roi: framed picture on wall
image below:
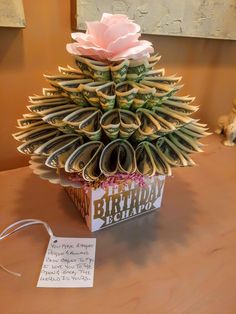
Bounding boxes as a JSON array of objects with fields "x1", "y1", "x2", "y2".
[
  {"x1": 0, "y1": 0, "x2": 26, "y2": 28},
  {"x1": 74, "y1": 0, "x2": 236, "y2": 40}
]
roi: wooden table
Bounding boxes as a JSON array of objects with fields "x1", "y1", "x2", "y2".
[{"x1": 0, "y1": 135, "x2": 236, "y2": 314}]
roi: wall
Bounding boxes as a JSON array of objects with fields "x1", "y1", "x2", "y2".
[
  {"x1": 0, "y1": 0, "x2": 73, "y2": 171},
  {"x1": 145, "y1": 34, "x2": 236, "y2": 128},
  {"x1": 0, "y1": 1, "x2": 236, "y2": 171},
  {"x1": 77, "y1": 0, "x2": 236, "y2": 40}
]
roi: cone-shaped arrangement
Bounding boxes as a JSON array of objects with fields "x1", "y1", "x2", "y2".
[{"x1": 13, "y1": 14, "x2": 210, "y2": 183}]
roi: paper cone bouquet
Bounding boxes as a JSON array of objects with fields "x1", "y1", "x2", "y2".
[{"x1": 13, "y1": 13, "x2": 210, "y2": 185}]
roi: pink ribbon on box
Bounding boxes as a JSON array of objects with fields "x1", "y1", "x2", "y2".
[{"x1": 69, "y1": 172, "x2": 147, "y2": 192}]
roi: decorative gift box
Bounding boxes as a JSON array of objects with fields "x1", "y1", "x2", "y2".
[
  {"x1": 65, "y1": 175, "x2": 165, "y2": 232},
  {"x1": 29, "y1": 157, "x2": 165, "y2": 232}
]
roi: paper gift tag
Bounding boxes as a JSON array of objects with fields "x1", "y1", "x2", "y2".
[{"x1": 37, "y1": 237, "x2": 96, "y2": 288}]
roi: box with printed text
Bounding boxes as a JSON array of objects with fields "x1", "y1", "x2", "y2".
[{"x1": 65, "y1": 175, "x2": 165, "y2": 232}]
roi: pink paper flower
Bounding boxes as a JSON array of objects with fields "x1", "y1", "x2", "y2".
[{"x1": 66, "y1": 13, "x2": 154, "y2": 61}]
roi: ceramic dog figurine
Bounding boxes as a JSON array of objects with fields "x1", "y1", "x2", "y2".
[{"x1": 215, "y1": 99, "x2": 236, "y2": 146}]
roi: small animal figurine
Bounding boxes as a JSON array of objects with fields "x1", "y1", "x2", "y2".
[{"x1": 215, "y1": 99, "x2": 236, "y2": 146}]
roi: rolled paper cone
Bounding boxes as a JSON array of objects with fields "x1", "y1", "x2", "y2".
[
  {"x1": 64, "y1": 141, "x2": 104, "y2": 176},
  {"x1": 62, "y1": 107, "x2": 101, "y2": 138},
  {"x1": 100, "y1": 109, "x2": 120, "y2": 140},
  {"x1": 43, "y1": 108, "x2": 78, "y2": 127},
  {"x1": 99, "y1": 139, "x2": 136, "y2": 177},
  {"x1": 145, "y1": 85, "x2": 183, "y2": 108},
  {"x1": 150, "y1": 143, "x2": 172, "y2": 176},
  {"x1": 42, "y1": 88, "x2": 61, "y2": 96},
  {"x1": 82, "y1": 150, "x2": 104, "y2": 182},
  {"x1": 28, "y1": 97, "x2": 69, "y2": 104},
  {"x1": 58, "y1": 79, "x2": 92, "y2": 91},
  {"x1": 44, "y1": 74, "x2": 84, "y2": 90},
  {"x1": 80, "y1": 128, "x2": 102, "y2": 141},
  {"x1": 16, "y1": 121, "x2": 47, "y2": 130},
  {"x1": 154, "y1": 115, "x2": 176, "y2": 134},
  {"x1": 144, "y1": 68, "x2": 165, "y2": 78},
  {"x1": 23, "y1": 113, "x2": 40, "y2": 118},
  {"x1": 156, "y1": 137, "x2": 188, "y2": 167},
  {"x1": 45, "y1": 137, "x2": 83, "y2": 169},
  {"x1": 135, "y1": 142, "x2": 157, "y2": 176},
  {"x1": 64, "y1": 107, "x2": 101, "y2": 139},
  {"x1": 96, "y1": 82, "x2": 116, "y2": 111},
  {"x1": 169, "y1": 95, "x2": 195, "y2": 103},
  {"x1": 29, "y1": 94, "x2": 65, "y2": 102},
  {"x1": 132, "y1": 127, "x2": 159, "y2": 142},
  {"x1": 180, "y1": 150, "x2": 196, "y2": 166},
  {"x1": 29, "y1": 104, "x2": 77, "y2": 117},
  {"x1": 180, "y1": 127, "x2": 204, "y2": 138},
  {"x1": 58, "y1": 79, "x2": 92, "y2": 107},
  {"x1": 43, "y1": 74, "x2": 83, "y2": 81},
  {"x1": 13, "y1": 125, "x2": 57, "y2": 142},
  {"x1": 103, "y1": 127, "x2": 119, "y2": 140},
  {"x1": 58, "y1": 65, "x2": 83, "y2": 75},
  {"x1": 57, "y1": 125, "x2": 77, "y2": 134},
  {"x1": 115, "y1": 82, "x2": 138, "y2": 110},
  {"x1": 17, "y1": 118, "x2": 45, "y2": 129},
  {"x1": 135, "y1": 108, "x2": 161, "y2": 141},
  {"x1": 132, "y1": 128, "x2": 149, "y2": 142},
  {"x1": 17, "y1": 131, "x2": 60, "y2": 155},
  {"x1": 154, "y1": 106, "x2": 194, "y2": 126},
  {"x1": 82, "y1": 81, "x2": 108, "y2": 108},
  {"x1": 63, "y1": 107, "x2": 99, "y2": 125},
  {"x1": 119, "y1": 110, "x2": 141, "y2": 139},
  {"x1": 136, "y1": 141, "x2": 171, "y2": 176},
  {"x1": 86, "y1": 59, "x2": 111, "y2": 81},
  {"x1": 126, "y1": 58, "x2": 149, "y2": 81},
  {"x1": 168, "y1": 131, "x2": 203, "y2": 154},
  {"x1": 75, "y1": 56, "x2": 108, "y2": 78},
  {"x1": 143, "y1": 82, "x2": 185, "y2": 102},
  {"x1": 132, "y1": 83, "x2": 156, "y2": 108},
  {"x1": 100, "y1": 109, "x2": 140, "y2": 140},
  {"x1": 78, "y1": 110, "x2": 102, "y2": 141},
  {"x1": 27, "y1": 99, "x2": 71, "y2": 114},
  {"x1": 147, "y1": 54, "x2": 161, "y2": 69},
  {"x1": 175, "y1": 130, "x2": 203, "y2": 152},
  {"x1": 70, "y1": 95, "x2": 88, "y2": 107},
  {"x1": 144, "y1": 75, "x2": 182, "y2": 85},
  {"x1": 34, "y1": 134, "x2": 79, "y2": 156},
  {"x1": 110, "y1": 59, "x2": 129, "y2": 83},
  {"x1": 74, "y1": 56, "x2": 91, "y2": 77},
  {"x1": 162, "y1": 99, "x2": 199, "y2": 115},
  {"x1": 131, "y1": 99, "x2": 146, "y2": 111}
]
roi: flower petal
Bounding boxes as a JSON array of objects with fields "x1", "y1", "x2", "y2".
[
  {"x1": 101, "y1": 13, "x2": 130, "y2": 25},
  {"x1": 86, "y1": 21, "x2": 107, "y2": 47},
  {"x1": 66, "y1": 43, "x2": 111, "y2": 61},
  {"x1": 67, "y1": 14, "x2": 153, "y2": 61},
  {"x1": 70, "y1": 33, "x2": 100, "y2": 50},
  {"x1": 71, "y1": 32, "x2": 93, "y2": 43},
  {"x1": 110, "y1": 40, "x2": 154, "y2": 61},
  {"x1": 66, "y1": 43, "x2": 80, "y2": 55},
  {"x1": 107, "y1": 33, "x2": 140, "y2": 53},
  {"x1": 103, "y1": 22, "x2": 140, "y2": 47}
]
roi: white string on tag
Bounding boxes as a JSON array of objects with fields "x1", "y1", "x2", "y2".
[{"x1": 0, "y1": 219, "x2": 55, "y2": 277}]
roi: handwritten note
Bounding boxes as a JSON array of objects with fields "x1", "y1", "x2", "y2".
[{"x1": 37, "y1": 237, "x2": 96, "y2": 288}]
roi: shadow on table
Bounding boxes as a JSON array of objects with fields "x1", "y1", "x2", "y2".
[
  {"x1": 12, "y1": 171, "x2": 89, "y2": 240},
  {"x1": 94, "y1": 172, "x2": 200, "y2": 268},
  {"x1": 13, "y1": 170, "x2": 199, "y2": 269}
]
